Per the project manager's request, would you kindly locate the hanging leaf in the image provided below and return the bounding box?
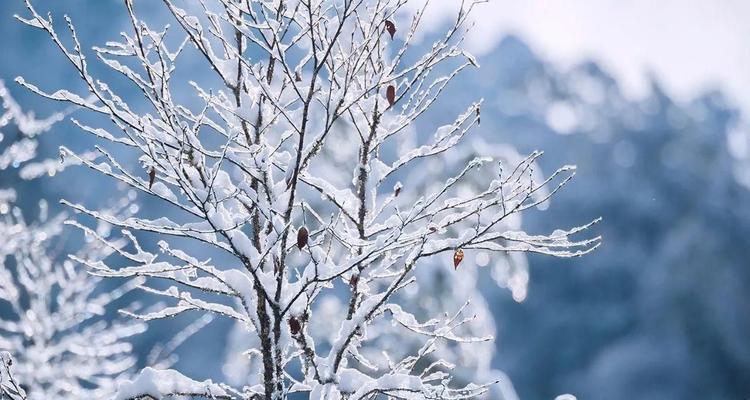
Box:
[349,274,359,287]
[453,248,464,269]
[297,226,309,249]
[288,316,301,335]
[148,167,156,190]
[385,20,396,40]
[386,85,395,106]
[393,182,402,197]
[295,71,302,82]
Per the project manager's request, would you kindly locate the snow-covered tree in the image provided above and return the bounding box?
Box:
[0,81,146,400]
[15,0,600,399]
[0,198,148,400]
[1,79,64,210]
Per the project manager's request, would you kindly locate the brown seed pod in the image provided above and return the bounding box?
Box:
[453,248,464,269]
[288,316,301,335]
[297,226,309,249]
[386,85,396,106]
[148,167,156,190]
[295,71,302,82]
[385,20,396,40]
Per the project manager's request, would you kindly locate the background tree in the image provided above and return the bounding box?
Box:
[0,81,146,400]
[15,0,599,399]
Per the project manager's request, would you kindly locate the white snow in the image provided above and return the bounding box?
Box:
[112,368,228,400]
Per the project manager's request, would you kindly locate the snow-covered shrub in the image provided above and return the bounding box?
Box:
[15,0,600,398]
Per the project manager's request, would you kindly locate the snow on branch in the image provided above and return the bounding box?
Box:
[1,352,27,400]
[112,368,233,400]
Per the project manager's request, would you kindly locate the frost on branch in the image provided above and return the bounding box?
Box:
[17,0,601,398]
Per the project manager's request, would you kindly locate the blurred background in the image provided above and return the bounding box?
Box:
[2,1,749,399]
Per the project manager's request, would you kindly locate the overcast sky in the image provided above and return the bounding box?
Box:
[408,0,750,113]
